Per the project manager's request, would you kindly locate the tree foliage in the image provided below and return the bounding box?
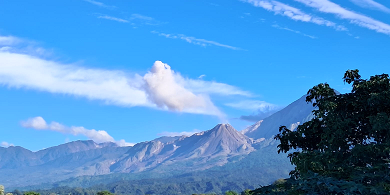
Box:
[96,191,114,195]
[253,70,390,194]
[23,192,40,195]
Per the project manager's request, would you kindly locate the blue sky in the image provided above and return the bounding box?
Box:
[0,0,390,151]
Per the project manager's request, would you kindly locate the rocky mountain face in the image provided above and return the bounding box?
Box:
[0,95,315,190]
[243,95,314,139]
[0,141,118,169]
[111,124,255,173]
[0,124,255,188]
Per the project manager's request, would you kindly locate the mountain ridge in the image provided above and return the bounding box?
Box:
[0,95,315,190]
[243,95,314,139]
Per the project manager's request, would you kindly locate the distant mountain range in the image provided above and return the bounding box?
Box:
[0,95,315,193]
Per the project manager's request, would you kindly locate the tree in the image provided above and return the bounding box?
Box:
[241,189,252,195]
[96,191,114,195]
[225,191,238,195]
[253,70,390,194]
[23,192,40,195]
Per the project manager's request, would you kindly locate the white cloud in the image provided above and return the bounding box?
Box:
[272,24,318,39]
[116,139,134,147]
[158,129,201,137]
[0,44,250,117]
[0,52,150,107]
[131,14,153,21]
[84,0,116,9]
[21,116,134,146]
[98,15,129,23]
[178,77,252,97]
[241,0,347,31]
[295,0,390,35]
[226,100,282,122]
[21,116,48,129]
[129,14,163,26]
[0,36,21,46]
[144,61,225,118]
[198,74,206,79]
[349,0,390,13]
[225,100,279,111]
[151,31,243,50]
[95,13,161,26]
[0,35,52,57]
[1,141,14,148]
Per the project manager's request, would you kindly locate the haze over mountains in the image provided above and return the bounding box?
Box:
[0,95,314,192]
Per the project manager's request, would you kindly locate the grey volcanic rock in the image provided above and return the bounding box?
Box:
[0,146,36,168]
[110,124,254,173]
[0,123,258,188]
[174,124,254,158]
[35,140,112,162]
[0,140,120,170]
[110,140,173,173]
[0,96,311,189]
[0,140,126,187]
[152,136,184,144]
[244,95,314,139]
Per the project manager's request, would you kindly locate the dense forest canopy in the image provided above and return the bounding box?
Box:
[253,69,390,194]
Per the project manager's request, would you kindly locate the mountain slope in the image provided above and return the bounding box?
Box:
[110,124,254,173]
[174,124,253,157]
[1,124,256,188]
[0,141,127,188]
[243,95,314,139]
[0,95,311,190]
[32,138,292,194]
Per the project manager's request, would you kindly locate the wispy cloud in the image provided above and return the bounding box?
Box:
[130,14,163,26]
[0,35,21,46]
[158,129,201,137]
[349,0,390,13]
[295,0,390,35]
[96,13,162,26]
[131,14,154,21]
[225,100,279,111]
[0,35,52,57]
[272,24,318,39]
[1,141,14,148]
[226,100,282,122]
[151,31,243,50]
[241,0,347,31]
[84,0,116,9]
[177,76,251,97]
[98,15,129,23]
[0,52,150,107]
[21,116,134,146]
[0,36,250,118]
[198,74,206,79]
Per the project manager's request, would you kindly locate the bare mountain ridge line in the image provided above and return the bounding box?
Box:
[242,95,314,139]
[109,123,255,173]
[0,123,256,187]
[0,94,314,189]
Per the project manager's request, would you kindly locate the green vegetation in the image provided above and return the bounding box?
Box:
[1,185,13,195]
[14,140,290,195]
[96,191,114,195]
[252,70,390,194]
[10,69,389,194]
[23,192,40,195]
